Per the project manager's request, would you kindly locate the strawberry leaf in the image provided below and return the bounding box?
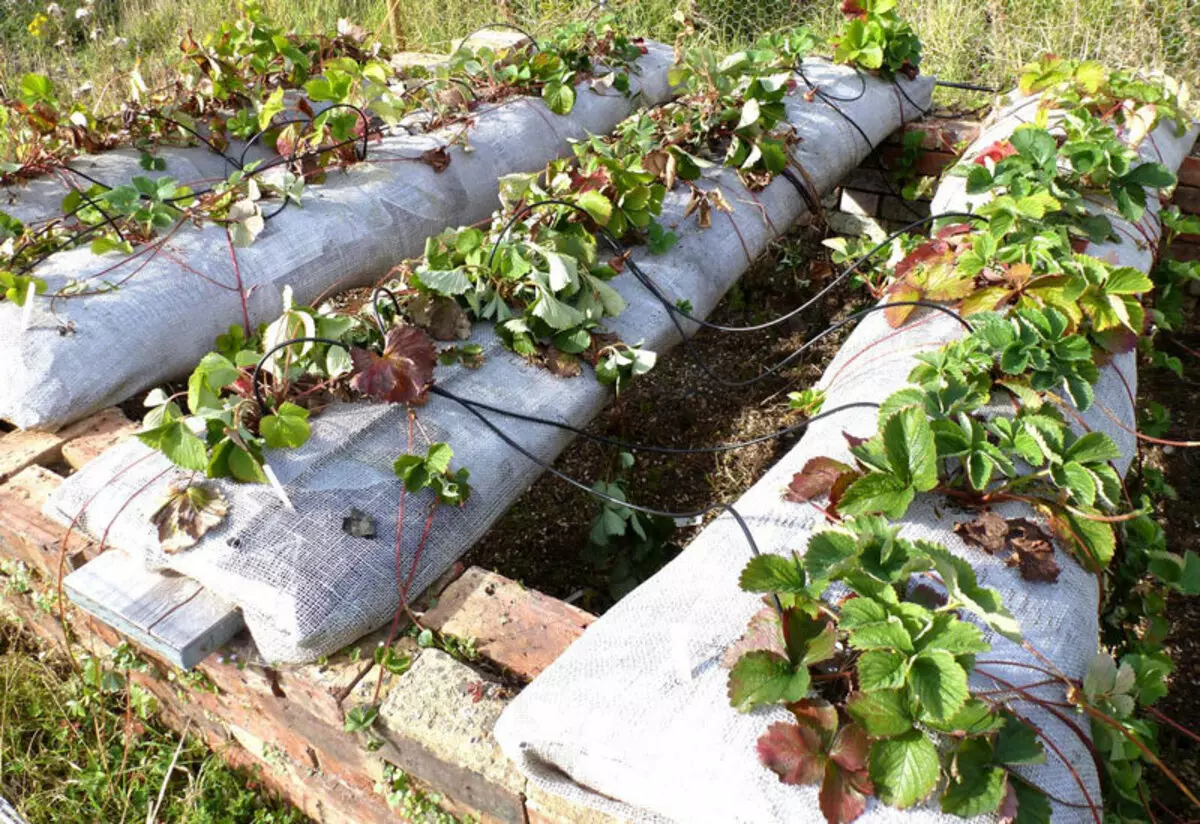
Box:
[350,326,436,404]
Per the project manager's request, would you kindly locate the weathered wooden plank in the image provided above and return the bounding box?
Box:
[60,407,138,470]
[0,465,93,578]
[0,429,64,482]
[64,550,244,669]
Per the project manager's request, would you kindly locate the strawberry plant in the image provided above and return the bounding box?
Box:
[750,61,1199,823]
[832,0,922,79]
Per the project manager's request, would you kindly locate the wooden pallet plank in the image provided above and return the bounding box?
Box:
[64,550,244,669]
[0,465,93,578]
[0,430,64,482]
[60,408,138,470]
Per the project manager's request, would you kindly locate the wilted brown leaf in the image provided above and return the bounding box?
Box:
[954,511,1061,583]
[151,482,229,554]
[408,294,471,340]
[421,147,451,173]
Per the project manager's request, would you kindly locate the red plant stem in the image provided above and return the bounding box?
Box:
[225,227,252,333]
[1146,706,1200,746]
[973,677,1060,695]
[401,502,440,606]
[981,698,1101,824]
[1083,704,1200,810]
[373,412,416,706]
[1092,397,1200,448]
[974,666,1105,781]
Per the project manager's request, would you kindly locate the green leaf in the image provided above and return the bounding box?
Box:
[940,738,1007,817]
[415,268,472,296]
[18,73,55,106]
[228,446,268,484]
[909,650,969,722]
[849,619,914,653]
[837,472,915,519]
[857,650,908,691]
[260,402,311,449]
[531,287,585,330]
[869,731,940,808]
[804,529,858,582]
[882,405,938,491]
[141,422,208,473]
[425,442,454,475]
[921,542,1023,642]
[916,614,989,655]
[739,554,808,594]
[845,689,913,738]
[542,80,576,115]
[1010,779,1052,824]
[576,191,613,225]
[994,715,1046,765]
[727,651,810,711]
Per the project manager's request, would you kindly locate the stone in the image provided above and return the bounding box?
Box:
[373,650,527,824]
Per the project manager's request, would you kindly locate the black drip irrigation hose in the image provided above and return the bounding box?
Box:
[795,61,929,222]
[14,105,390,277]
[484,197,980,386]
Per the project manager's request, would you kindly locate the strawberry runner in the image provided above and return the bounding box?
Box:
[45,61,934,665]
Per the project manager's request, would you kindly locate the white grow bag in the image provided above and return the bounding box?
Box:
[492,97,1198,821]
[46,61,934,664]
[0,44,676,431]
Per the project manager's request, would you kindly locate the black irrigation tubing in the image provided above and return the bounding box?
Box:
[250,335,350,411]
[370,285,404,335]
[935,79,1000,93]
[490,199,986,334]
[666,299,973,390]
[238,101,373,170]
[430,384,881,455]
[13,117,389,277]
[795,62,930,221]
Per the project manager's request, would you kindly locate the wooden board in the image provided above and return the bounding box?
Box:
[63,550,245,669]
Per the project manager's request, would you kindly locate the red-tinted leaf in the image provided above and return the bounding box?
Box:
[840,0,867,18]
[894,239,949,281]
[886,283,923,327]
[974,140,1017,166]
[757,721,826,786]
[791,698,839,745]
[421,147,451,173]
[350,326,436,404]
[820,753,874,824]
[935,223,974,240]
[786,457,854,503]
[721,606,786,668]
[829,723,871,774]
[828,470,860,513]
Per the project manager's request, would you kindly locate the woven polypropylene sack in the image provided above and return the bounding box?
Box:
[491,97,1198,822]
[46,62,934,664]
[0,45,677,431]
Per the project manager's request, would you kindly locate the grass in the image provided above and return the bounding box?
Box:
[1,0,1198,113]
[0,617,306,824]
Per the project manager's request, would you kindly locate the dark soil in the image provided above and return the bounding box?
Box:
[1139,318,1200,816]
[463,220,869,613]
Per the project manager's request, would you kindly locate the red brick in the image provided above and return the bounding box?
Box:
[422,567,595,681]
[902,119,980,152]
[1175,185,1200,217]
[1178,155,1200,188]
[880,146,959,177]
[0,429,64,482]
